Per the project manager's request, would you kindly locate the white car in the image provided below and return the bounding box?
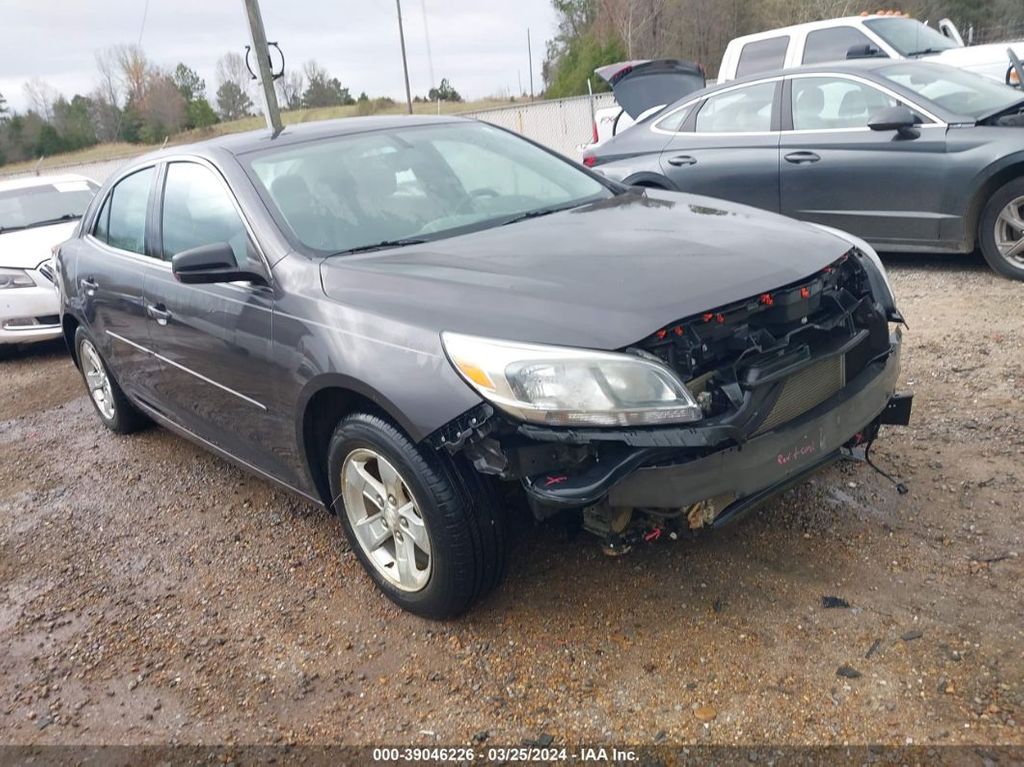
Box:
[0,174,98,349]
[717,13,1023,87]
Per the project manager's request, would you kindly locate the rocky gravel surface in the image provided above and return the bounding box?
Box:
[0,252,1022,748]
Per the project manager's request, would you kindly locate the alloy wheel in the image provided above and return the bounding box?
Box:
[341,448,432,592]
[80,339,115,421]
[994,195,1024,266]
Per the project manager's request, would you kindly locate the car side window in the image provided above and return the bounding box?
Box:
[736,37,789,77]
[791,77,898,131]
[653,104,693,132]
[695,82,776,133]
[161,162,253,267]
[803,27,884,65]
[100,167,154,255]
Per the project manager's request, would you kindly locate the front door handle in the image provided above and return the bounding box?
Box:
[667,154,697,167]
[80,277,98,295]
[146,302,172,326]
[784,151,821,165]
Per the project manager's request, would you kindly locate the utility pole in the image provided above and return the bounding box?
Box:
[241,0,283,136]
[527,28,534,101]
[396,0,414,114]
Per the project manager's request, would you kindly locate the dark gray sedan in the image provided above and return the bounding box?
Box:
[57,116,910,617]
[584,60,1024,280]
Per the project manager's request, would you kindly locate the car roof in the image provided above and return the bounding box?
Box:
[728,13,906,43]
[127,114,469,167]
[669,59,973,122]
[0,172,96,193]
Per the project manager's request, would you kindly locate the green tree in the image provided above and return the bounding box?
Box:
[187,97,219,129]
[173,63,206,102]
[216,81,253,121]
[544,29,625,98]
[301,60,355,108]
[0,91,8,119]
[428,78,463,102]
[52,95,97,150]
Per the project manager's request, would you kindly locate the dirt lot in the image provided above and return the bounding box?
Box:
[1,252,1022,748]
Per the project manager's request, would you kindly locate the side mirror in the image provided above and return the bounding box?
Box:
[868,106,920,137]
[846,43,883,59]
[171,242,267,285]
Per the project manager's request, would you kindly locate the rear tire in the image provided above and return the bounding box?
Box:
[327,412,506,619]
[74,328,148,434]
[979,177,1024,280]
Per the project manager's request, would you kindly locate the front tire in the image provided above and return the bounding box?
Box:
[327,412,506,619]
[979,178,1024,280]
[74,328,147,434]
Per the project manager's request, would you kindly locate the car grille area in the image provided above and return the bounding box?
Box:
[754,353,845,435]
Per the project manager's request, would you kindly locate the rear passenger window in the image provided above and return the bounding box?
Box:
[104,167,154,255]
[695,81,776,133]
[161,162,253,267]
[736,36,790,77]
[654,104,693,132]
[803,27,883,65]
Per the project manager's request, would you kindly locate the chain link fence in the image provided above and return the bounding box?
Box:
[0,93,617,184]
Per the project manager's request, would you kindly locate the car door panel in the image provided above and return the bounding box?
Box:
[658,80,782,212]
[144,160,286,479]
[780,75,949,246]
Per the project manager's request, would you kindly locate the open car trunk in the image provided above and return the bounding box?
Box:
[595,59,706,119]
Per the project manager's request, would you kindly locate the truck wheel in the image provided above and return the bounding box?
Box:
[327,412,506,618]
[979,178,1024,280]
[74,328,148,434]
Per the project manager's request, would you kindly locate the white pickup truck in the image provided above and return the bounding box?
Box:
[717,13,1023,86]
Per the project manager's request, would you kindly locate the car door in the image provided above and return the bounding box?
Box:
[779,74,949,246]
[77,165,164,399]
[658,79,782,212]
[143,159,281,475]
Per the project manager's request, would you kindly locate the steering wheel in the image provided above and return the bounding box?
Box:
[454,187,501,214]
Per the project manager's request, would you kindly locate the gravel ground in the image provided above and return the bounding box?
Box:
[1,252,1022,748]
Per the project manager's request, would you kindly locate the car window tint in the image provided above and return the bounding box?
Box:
[803,27,881,65]
[792,77,898,130]
[93,193,111,242]
[736,37,789,77]
[695,82,776,133]
[106,167,154,255]
[161,162,252,266]
[654,104,693,132]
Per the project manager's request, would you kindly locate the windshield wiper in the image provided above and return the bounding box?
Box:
[905,47,944,57]
[499,202,586,227]
[332,237,429,256]
[26,213,82,229]
[0,224,28,234]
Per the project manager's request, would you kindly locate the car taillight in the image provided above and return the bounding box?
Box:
[582,155,597,168]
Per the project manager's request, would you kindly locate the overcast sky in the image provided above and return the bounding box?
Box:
[0,0,557,112]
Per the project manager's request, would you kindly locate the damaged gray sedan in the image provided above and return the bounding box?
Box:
[57,116,911,618]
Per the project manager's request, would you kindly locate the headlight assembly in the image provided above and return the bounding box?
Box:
[0,268,35,290]
[442,332,702,427]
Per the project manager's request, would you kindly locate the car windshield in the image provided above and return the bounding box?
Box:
[243,121,612,255]
[864,17,958,56]
[0,179,97,233]
[878,63,1024,118]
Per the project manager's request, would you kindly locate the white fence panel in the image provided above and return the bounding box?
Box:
[460,93,616,159]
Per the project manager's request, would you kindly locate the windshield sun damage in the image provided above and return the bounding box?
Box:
[0,180,98,233]
[244,122,613,256]
[878,63,1024,118]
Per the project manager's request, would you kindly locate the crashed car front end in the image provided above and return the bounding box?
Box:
[431,246,911,549]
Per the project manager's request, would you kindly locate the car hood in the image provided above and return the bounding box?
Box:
[0,221,77,269]
[929,42,1024,68]
[319,190,853,350]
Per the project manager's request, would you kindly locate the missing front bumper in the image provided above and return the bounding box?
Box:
[523,333,908,515]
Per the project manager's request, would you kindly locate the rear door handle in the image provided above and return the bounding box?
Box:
[146,302,172,326]
[80,277,98,295]
[667,154,697,167]
[784,151,821,165]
